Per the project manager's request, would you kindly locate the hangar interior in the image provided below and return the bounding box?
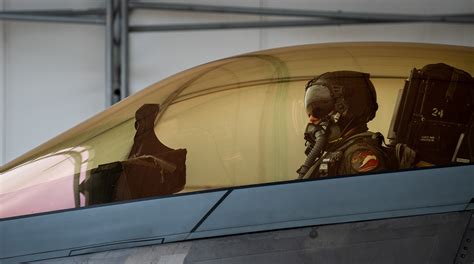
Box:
[0,0,473,166]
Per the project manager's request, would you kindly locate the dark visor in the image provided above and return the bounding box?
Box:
[304,84,334,118]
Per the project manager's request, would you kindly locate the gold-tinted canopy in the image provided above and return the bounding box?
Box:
[1,42,473,218]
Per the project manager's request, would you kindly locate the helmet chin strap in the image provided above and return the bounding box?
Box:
[323,111,343,143]
[325,111,367,145]
[327,125,342,144]
[327,117,369,147]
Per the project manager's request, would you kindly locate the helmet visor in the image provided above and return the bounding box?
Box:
[304,84,334,118]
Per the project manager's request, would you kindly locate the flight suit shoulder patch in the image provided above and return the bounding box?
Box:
[350,149,379,172]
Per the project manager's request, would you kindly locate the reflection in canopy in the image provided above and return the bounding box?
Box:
[78,104,187,206]
[0,147,89,218]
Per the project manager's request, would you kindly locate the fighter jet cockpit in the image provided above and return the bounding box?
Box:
[1,42,473,220]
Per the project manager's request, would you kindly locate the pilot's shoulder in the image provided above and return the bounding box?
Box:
[340,136,387,173]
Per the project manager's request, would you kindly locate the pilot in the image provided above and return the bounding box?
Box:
[297,71,398,179]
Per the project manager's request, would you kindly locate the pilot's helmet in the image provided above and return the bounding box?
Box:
[304,71,378,127]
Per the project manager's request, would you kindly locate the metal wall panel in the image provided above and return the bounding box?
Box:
[0,1,4,166]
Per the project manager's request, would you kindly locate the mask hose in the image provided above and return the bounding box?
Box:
[297,124,328,179]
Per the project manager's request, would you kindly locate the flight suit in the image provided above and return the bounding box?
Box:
[307,132,392,179]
